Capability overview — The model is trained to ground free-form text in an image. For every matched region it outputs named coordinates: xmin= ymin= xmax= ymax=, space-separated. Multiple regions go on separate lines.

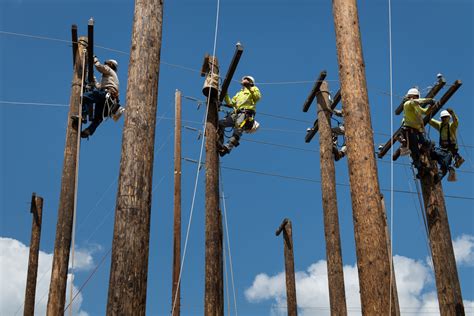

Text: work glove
xmin=428 ymin=99 xmax=436 ymax=105
xmin=93 ymin=56 xmax=99 ymax=64
xmin=447 ymin=108 xmax=454 ymax=114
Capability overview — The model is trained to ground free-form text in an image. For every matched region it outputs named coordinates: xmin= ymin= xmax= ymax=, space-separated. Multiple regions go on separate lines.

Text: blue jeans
xmin=431 ymin=147 xmax=453 ymax=174
xmin=82 ymin=89 xmax=108 ymax=135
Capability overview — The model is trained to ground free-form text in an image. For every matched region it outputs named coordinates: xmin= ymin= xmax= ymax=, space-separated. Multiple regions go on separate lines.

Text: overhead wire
xmin=183 ymin=159 xmax=474 ymax=201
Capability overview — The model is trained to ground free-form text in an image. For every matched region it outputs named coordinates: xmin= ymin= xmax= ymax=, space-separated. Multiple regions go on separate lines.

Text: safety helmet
xmin=105 ymin=59 xmax=118 ymax=69
xmin=440 ymin=110 xmax=451 ymax=119
xmin=242 ymin=75 xmax=255 ymax=85
xmin=406 ymin=88 xmax=420 ymax=97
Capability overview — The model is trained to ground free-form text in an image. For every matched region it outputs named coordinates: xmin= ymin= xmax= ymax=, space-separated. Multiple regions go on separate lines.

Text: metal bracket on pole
xmin=219 ymin=42 xmax=244 ymax=103
xmin=304 ymin=88 xmax=341 ymax=143
xmin=378 ymin=79 xmax=462 ymax=159
xmin=87 ymin=18 xmax=94 ymax=84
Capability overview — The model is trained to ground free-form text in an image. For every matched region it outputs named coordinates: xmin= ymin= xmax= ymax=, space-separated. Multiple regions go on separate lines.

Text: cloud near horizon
xmin=245 ymin=234 xmax=474 ymax=316
xmin=0 ymin=237 xmax=96 ymax=316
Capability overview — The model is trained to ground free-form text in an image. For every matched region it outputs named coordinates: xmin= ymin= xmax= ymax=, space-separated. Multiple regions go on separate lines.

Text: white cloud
xmin=245 ymin=251 xmax=474 ymax=315
xmin=453 ymin=234 xmax=474 ymax=266
xmin=0 ymin=237 xmax=93 ymax=316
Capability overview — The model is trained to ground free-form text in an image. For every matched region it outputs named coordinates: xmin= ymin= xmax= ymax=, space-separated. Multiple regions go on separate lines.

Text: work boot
xmin=112 ymin=106 xmax=125 ymax=122
xmin=454 ymin=156 xmax=465 ymax=168
xmin=81 ymin=128 xmax=92 ymax=139
xmin=218 ymin=145 xmax=230 ymax=157
xmin=447 ymin=167 xmax=457 ymax=182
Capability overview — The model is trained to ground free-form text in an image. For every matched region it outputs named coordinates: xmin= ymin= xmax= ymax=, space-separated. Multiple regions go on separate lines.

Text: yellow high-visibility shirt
xmin=402 ymin=98 xmax=432 ymax=132
xmin=429 ymin=112 xmax=459 ymax=145
xmin=225 ymin=86 xmax=261 ymax=112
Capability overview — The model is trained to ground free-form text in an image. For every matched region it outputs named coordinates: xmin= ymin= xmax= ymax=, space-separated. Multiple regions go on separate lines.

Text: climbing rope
xmin=171 ymin=0 xmax=221 ymax=313
xmin=219 ymin=166 xmax=238 ymax=316
xmin=406 ymin=165 xmax=435 ymax=269
xmin=67 ymin=48 xmax=87 ymax=315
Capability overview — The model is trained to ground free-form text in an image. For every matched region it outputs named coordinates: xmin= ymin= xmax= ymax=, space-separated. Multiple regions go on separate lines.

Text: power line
xmin=183 ymin=158 xmax=474 ymax=201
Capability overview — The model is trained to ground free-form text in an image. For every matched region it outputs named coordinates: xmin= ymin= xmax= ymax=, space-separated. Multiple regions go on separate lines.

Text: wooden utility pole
xmin=316 ymin=81 xmax=347 ymax=316
xmin=24 ymin=193 xmax=44 ymax=316
xmin=420 ymin=167 xmax=465 ymax=315
xmin=202 ymin=55 xmax=224 ymax=316
xmin=106 ymin=1 xmax=163 ymax=314
xmin=275 ymin=219 xmax=297 ymax=316
xmin=331 ymin=1 xmax=398 ymax=314
xmin=47 ymin=35 xmax=87 ymax=316
xmin=376 ymin=79 xmax=464 ymax=314
xmin=380 ymin=195 xmax=401 ymax=316
xmin=171 ymin=89 xmax=182 ymax=316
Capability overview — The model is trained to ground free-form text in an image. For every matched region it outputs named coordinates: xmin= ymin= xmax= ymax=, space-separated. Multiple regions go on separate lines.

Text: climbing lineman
xmin=74 ymin=56 xmax=124 ymax=138
xmin=429 ymin=108 xmax=464 ymax=181
xmin=331 ymin=108 xmax=346 ymax=161
xmin=218 ymin=75 xmax=262 ymax=156
xmin=400 ymin=87 xmax=436 ymax=178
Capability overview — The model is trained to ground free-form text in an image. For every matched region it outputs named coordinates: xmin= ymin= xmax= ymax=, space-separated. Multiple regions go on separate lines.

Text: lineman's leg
xmin=220 ymin=112 xmax=244 ymax=156
xmin=406 ymin=130 xmax=423 ymax=176
xmin=218 ymin=113 xmax=235 ymax=146
xmin=82 ymin=91 xmax=106 ymax=138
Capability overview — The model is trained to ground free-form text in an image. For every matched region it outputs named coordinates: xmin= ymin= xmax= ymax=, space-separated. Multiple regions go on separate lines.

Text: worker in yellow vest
xmin=218 ymin=75 xmax=261 ymax=156
xmin=402 ymin=87 xmax=435 ymax=178
xmin=429 ymin=108 xmax=464 ymax=182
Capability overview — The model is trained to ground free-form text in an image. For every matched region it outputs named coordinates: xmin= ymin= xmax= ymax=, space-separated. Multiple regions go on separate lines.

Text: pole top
xmin=276 ymin=218 xmax=290 ymax=236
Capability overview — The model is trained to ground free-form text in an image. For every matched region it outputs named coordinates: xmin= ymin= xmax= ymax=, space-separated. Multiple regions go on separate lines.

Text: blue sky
xmin=1 ymin=0 xmax=473 ymax=315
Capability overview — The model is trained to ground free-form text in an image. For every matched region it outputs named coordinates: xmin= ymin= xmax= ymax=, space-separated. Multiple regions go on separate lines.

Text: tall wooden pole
xmin=47 ymin=37 xmax=87 ymax=316
xmin=24 ymin=193 xmax=43 ymax=316
xmin=106 ymin=1 xmax=163 ymax=314
xmin=380 ymin=195 xmax=401 ymax=316
xmin=203 ymin=56 xmax=224 ymax=316
xmin=276 ymin=219 xmax=297 ymax=316
xmin=331 ymin=1 xmax=397 ymax=314
xmin=171 ymin=89 xmax=182 ymax=316
xmin=420 ymin=165 xmax=465 ymax=315
xmin=316 ymin=82 xmax=347 ymax=316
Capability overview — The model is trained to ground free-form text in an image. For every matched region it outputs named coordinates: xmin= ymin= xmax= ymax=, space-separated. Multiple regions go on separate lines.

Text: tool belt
xmin=402 ymin=126 xmax=423 ymax=134
xmin=236 ymin=109 xmax=256 ymax=130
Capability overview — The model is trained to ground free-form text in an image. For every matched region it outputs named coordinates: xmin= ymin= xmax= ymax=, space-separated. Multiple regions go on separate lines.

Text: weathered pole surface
xmin=420 ymin=164 xmax=465 ymax=315
xmin=275 ymin=219 xmax=297 ymax=316
xmin=380 ymin=195 xmax=401 ymax=316
xmin=24 ymin=193 xmax=44 ymax=316
xmin=106 ymin=0 xmax=163 ymax=314
xmin=202 ymin=56 xmax=224 ymax=316
xmin=47 ymin=36 xmax=87 ymax=316
xmin=171 ymin=89 xmax=182 ymax=316
xmin=331 ymin=0 xmax=397 ymax=314
xmin=316 ymin=81 xmax=347 ymax=316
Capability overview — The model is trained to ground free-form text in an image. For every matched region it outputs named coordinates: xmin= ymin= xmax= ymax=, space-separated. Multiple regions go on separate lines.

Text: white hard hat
xmin=406 ymin=88 xmax=420 ymax=97
xmin=242 ymin=75 xmax=255 ymax=85
xmin=440 ymin=110 xmax=451 ymax=118
xmin=105 ymin=59 xmax=118 ymax=69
